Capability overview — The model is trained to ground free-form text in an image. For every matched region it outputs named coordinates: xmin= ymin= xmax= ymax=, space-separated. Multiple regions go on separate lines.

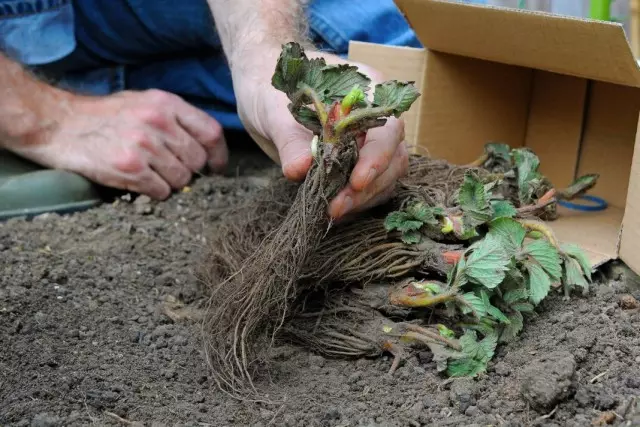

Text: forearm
xmin=206 ymin=0 xmax=311 ymax=72
xmin=0 ymin=53 xmax=70 ymax=148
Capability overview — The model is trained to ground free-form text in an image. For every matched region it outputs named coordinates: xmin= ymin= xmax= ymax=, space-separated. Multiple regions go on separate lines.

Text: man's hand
xmin=232 ymin=47 xmax=409 ymax=219
xmin=6 ymin=88 xmax=228 ymax=200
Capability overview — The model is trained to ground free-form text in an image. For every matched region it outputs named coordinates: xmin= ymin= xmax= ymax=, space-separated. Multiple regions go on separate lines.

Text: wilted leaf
xmin=523 ymin=239 xmax=562 ymax=281
xmin=558 ymin=174 xmax=599 ymax=200
xmin=373 ymin=81 xmax=421 ymax=117
xmin=525 ymin=262 xmax=551 ymax=305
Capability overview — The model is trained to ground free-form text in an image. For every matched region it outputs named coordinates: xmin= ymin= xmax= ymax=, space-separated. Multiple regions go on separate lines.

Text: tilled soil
xmin=1 ymin=145 xmax=640 ymax=427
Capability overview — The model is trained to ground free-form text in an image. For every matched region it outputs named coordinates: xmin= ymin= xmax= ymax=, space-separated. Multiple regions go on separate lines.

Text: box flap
xmin=395 ymin=0 xmax=640 ymax=88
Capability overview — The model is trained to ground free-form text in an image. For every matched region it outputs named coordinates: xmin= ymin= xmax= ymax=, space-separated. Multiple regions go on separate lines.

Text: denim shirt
xmin=0 ymin=0 xmax=426 ymax=129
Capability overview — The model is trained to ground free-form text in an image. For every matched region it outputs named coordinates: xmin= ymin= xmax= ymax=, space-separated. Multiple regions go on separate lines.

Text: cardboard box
xmin=348 ymin=0 xmax=640 ymax=273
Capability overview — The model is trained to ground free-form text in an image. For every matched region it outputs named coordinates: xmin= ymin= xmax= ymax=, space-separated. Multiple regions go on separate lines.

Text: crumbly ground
xmin=1 ymin=143 xmax=639 ymax=427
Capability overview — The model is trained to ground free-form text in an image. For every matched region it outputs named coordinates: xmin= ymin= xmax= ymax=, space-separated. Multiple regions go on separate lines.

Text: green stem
xmin=333 ymin=106 xmax=394 ymax=136
xmin=293 ymin=84 xmax=328 ymax=126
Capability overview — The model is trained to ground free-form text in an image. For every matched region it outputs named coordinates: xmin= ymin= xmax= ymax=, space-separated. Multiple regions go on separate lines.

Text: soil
xmin=2 ymin=140 xmax=640 ymax=427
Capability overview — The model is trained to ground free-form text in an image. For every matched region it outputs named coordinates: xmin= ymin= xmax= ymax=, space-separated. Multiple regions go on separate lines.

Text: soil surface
xmin=2 ymin=141 xmax=640 ymax=427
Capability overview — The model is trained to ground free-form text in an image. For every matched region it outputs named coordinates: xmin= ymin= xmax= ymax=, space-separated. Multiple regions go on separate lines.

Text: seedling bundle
xmin=201 ymin=42 xmax=599 ymax=399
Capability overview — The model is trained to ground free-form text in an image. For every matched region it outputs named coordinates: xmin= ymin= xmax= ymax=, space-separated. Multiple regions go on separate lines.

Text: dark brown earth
xmin=2 ymin=139 xmax=640 ymax=427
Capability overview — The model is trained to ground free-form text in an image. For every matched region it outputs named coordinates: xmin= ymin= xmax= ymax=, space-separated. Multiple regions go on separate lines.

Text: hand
xmin=11 ymin=89 xmax=227 ymax=200
xmin=232 ymin=47 xmax=409 ymax=219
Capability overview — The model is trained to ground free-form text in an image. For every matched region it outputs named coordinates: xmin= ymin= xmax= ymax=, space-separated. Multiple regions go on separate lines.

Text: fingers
xmin=141 ymin=90 xmax=228 ymax=172
xmin=131 ymin=127 xmax=193 ymax=191
xmin=349 ymin=117 xmax=405 ymax=192
xmin=329 ymin=140 xmax=409 ymax=219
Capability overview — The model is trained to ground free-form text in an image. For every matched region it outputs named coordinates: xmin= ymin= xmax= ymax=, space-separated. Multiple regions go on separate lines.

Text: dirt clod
xmin=619 ymin=294 xmax=639 ymax=310
xmin=520 ymin=351 xmax=577 ymax=411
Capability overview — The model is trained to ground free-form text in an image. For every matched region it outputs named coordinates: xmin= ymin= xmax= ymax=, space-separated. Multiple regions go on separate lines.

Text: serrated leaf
xmin=511 ymin=302 xmax=535 ymax=313
xmin=458 ymin=172 xmax=493 ymax=226
xmin=271 ymin=42 xmax=309 ymax=98
xmin=488 ymin=217 xmax=526 ymax=255
xmin=523 ymin=239 xmax=562 ymax=281
xmin=487 ymin=305 xmax=510 ymax=324
xmin=401 ymin=230 xmax=422 ymax=244
xmin=491 ymin=200 xmax=517 ymax=218
xmin=563 ymin=255 xmax=589 ymax=290
xmin=460 ymin=293 xmax=487 ymax=318
xmin=447 ymin=358 xmax=487 ymax=377
xmin=372 ymin=81 xmax=421 ymax=117
xmin=561 ymin=243 xmax=592 ymax=281
xmin=306 ymin=64 xmax=372 ymax=103
xmin=460 ymin=330 xmax=498 ymax=363
xmin=504 ymin=287 xmax=529 ymax=304
xmin=290 ymin=105 xmax=322 ymax=133
xmin=512 ymin=148 xmax=542 ymax=204
xmin=384 ymin=211 xmax=422 ymax=233
xmin=525 ymin=262 xmax=551 ymax=305
xmin=499 ymin=310 xmax=524 ymax=343
xmin=406 ymin=203 xmax=442 ymax=226
xmin=463 ymin=234 xmax=511 ymax=289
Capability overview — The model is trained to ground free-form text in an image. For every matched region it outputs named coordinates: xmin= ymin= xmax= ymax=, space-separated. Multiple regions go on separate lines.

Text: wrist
xmin=0 ymin=73 xmax=75 ymax=148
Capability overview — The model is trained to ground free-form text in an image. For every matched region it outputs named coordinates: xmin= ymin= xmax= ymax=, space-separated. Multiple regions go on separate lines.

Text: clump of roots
xmin=202 ymin=143 xmax=357 ymax=398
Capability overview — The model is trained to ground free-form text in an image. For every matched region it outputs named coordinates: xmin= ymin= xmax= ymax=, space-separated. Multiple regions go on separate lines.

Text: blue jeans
xmin=0 ymin=0 xmax=422 ymax=132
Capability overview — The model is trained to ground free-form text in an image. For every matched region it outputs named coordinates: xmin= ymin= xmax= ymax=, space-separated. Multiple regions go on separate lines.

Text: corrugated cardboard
xmin=348 ymin=0 xmax=640 ymax=272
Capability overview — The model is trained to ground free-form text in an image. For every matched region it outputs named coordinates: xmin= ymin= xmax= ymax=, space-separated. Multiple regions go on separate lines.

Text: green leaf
xmin=499 ymin=310 xmax=524 ymax=343
xmin=458 ymin=172 xmax=493 ymax=226
xmin=523 ymin=239 xmax=562 ymax=281
xmin=401 ymin=230 xmax=422 ymax=245
xmin=491 ymin=200 xmax=517 ymax=218
xmin=406 ymin=203 xmax=442 ymax=226
xmin=447 ymin=358 xmax=487 ymax=377
xmin=525 ymin=262 xmax=551 ymax=305
xmin=383 ymin=212 xmax=421 ymax=233
xmin=437 ymin=324 xmax=456 ymax=339
xmin=504 ymin=287 xmax=529 ymax=304
xmin=271 ymin=42 xmax=310 ymax=98
xmin=463 ymin=234 xmax=511 ymax=289
xmin=561 ymin=243 xmax=592 ymax=281
xmin=512 ymin=148 xmax=542 ymax=204
xmin=290 ymin=106 xmax=323 ymax=133
xmin=487 ymin=305 xmax=510 ymax=324
xmin=563 ymin=255 xmax=589 ymax=290
xmin=372 ymin=81 xmax=421 ymax=117
xmin=460 ymin=330 xmax=498 ymax=363
xmin=488 ymin=217 xmax=526 ymax=255
xmin=460 ymin=292 xmax=487 ymax=318
xmin=511 ymin=302 xmax=535 ymax=313
xmin=306 ymin=64 xmax=372 ymax=104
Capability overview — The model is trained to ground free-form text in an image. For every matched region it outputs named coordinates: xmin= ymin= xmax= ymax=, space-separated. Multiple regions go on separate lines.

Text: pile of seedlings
xmin=200 ymin=42 xmax=599 ymax=399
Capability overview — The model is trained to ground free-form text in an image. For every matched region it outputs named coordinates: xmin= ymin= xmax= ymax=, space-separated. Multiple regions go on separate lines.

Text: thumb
xmin=270 ymin=116 xmax=315 ymax=182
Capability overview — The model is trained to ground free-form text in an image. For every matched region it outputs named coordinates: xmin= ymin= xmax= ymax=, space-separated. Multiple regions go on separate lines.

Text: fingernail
xmin=341 ymin=196 xmax=354 ymax=217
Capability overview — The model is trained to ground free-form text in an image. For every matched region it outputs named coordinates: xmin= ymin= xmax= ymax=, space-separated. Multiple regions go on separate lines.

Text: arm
xmin=206 ymin=0 xmax=310 ymax=73
xmin=0 ymin=53 xmax=71 ymax=148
